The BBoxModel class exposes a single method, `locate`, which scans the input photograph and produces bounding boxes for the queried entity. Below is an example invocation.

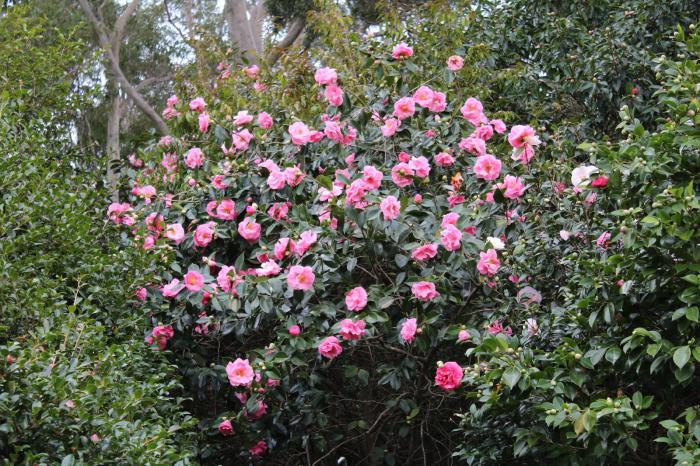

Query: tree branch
[267,16,306,66]
[78,0,169,135]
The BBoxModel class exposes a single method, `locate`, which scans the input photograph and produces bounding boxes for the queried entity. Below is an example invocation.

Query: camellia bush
[112,18,700,466]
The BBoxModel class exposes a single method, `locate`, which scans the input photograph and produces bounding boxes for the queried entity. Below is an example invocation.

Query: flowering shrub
[113,18,700,466]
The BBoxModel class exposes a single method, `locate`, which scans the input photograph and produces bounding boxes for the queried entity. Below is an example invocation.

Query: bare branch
[113,0,140,42]
[267,16,306,66]
[163,0,190,45]
[77,0,169,135]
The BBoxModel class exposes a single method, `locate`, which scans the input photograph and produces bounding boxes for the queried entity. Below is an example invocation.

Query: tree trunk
[106,92,121,202]
[224,0,261,63]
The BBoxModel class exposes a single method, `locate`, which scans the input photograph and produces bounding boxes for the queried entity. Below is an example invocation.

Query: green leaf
[502,367,521,389]
[673,346,691,369]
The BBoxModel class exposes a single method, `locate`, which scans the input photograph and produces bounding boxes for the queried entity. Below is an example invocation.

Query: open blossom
[458,330,471,342]
[268,202,290,221]
[380,195,401,221]
[314,67,337,85]
[473,154,502,181]
[107,202,132,224]
[497,175,526,199]
[381,118,400,137]
[232,129,254,150]
[339,319,366,341]
[447,55,464,71]
[324,84,344,106]
[217,265,238,292]
[257,112,273,129]
[435,362,463,391]
[185,147,204,169]
[391,42,413,59]
[487,236,505,250]
[393,97,416,120]
[257,260,281,277]
[147,325,174,350]
[428,91,447,112]
[233,110,254,126]
[434,152,454,167]
[412,243,438,261]
[591,175,609,188]
[391,162,414,187]
[288,265,315,291]
[274,237,296,260]
[218,420,234,436]
[162,278,185,297]
[288,121,311,145]
[408,156,430,178]
[441,224,463,251]
[249,440,267,457]
[400,318,418,343]
[345,179,368,207]
[459,136,486,156]
[411,281,439,301]
[345,286,368,311]
[189,97,206,113]
[473,124,494,141]
[216,199,236,220]
[296,230,318,256]
[508,125,541,164]
[596,231,611,248]
[413,86,434,108]
[477,249,500,276]
[318,336,343,359]
[488,320,513,336]
[560,230,571,240]
[183,270,204,292]
[135,287,147,301]
[238,217,261,243]
[165,223,185,244]
[198,112,210,133]
[571,165,598,187]
[362,165,383,190]
[441,212,459,227]
[226,358,254,386]
[267,169,287,190]
[194,222,215,247]
[460,97,486,126]
[243,64,259,79]
[491,119,506,133]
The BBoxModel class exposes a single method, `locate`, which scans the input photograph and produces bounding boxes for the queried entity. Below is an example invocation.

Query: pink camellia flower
[381,118,400,137]
[267,169,287,190]
[339,318,366,341]
[584,192,598,206]
[217,265,237,293]
[183,270,204,292]
[324,84,344,107]
[288,122,311,145]
[284,166,304,187]
[440,224,463,251]
[166,95,179,107]
[249,440,267,457]
[400,318,418,343]
[362,165,383,190]
[508,125,541,164]
[434,152,454,167]
[345,179,369,207]
[477,249,500,276]
[185,147,204,169]
[459,136,486,156]
[392,42,413,59]
[245,400,267,420]
[238,218,261,243]
[274,237,296,261]
[488,320,512,336]
[393,97,416,120]
[149,325,174,350]
[591,176,609,188]
[309,130,324,142]
[314,67,337,85]
[497,175,526,199]
[198,113,210,133]
[269,202,290,221]
[407,239,439,260]
[491,119,507,133]
[447,55,464,71]
[90,433,100,443]
[473,154,502,181]
[457,329,471,342]
[460,97,486,126]
[216,199,236,221]
[318,336,343,359]
[413,85,434,108]
[596,231,611,249]
[143,235,155,250]
[296,230,318,256]
[380,195,401,221]
[560,230,571,241]
[414,194,423,203]
[243,64,259,79]
[212,175,228,190]
[107,202,132,224]
[257,260,281,277]
[232,129,254,151]
[194,222,215,247]
[226,358,255,386]
[162,278,185,298]
[473,124,494,141]
[189,97,206,113]
[411,281,439,301]
[253,81,267,92]
[165,223,185,244]
[441,212,459,227]
[206,200,218,218]
[233,110,254,126]
[409,156,430,178]
[391,162,414,187]
[135,287,147,301]
[289,325,301,336]
[428,91,447,112]
[435,362,463,391]
[257,112,273,129]
[287,265,315,291]
[345,286,368,311]
[218,420,234,436]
